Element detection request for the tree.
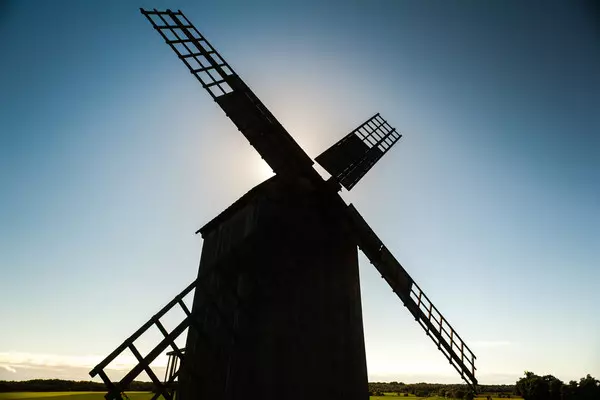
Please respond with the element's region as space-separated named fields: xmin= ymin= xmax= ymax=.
xmin=543 ymin=374 xmax=563 ymax=400
xmin=561 ymin=380 xmax=578 ymax=400
xmin=515 ymin=371 xmax=549 ymax=400
xmin=578 ymin=374 xmax=600 ymax=400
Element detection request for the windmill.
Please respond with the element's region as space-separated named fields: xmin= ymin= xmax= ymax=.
xmin=89 ymin=8 xmax=478 ymax=400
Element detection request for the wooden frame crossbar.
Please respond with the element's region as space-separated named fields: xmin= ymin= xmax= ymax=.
xmin=89 ymin=280 xmax=197 ymax=400
xmin=156 ymin=349 xmax=185 ymax=400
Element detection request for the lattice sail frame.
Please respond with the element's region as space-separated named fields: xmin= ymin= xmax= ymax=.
xmin=316 ymin=113 xmax=402 ymax=190
xmin=142 ymin=9 xmax=236 ymax=99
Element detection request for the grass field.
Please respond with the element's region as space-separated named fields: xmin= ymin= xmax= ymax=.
xmin=370 ymin=396 xmax=515 ymax=400
xmin=0 ymin=393 xmax=153 ymax=400
xmin=0 ymin=393 xmax=517 ymax=400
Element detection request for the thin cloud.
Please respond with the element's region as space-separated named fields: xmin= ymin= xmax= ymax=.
xmin=0 ymin=352 xmax=172 ymax=381
xmin=0 ymin=352 xmax=168 ymax=370
xmin=1 ymin=364 xmax=17 ymax=373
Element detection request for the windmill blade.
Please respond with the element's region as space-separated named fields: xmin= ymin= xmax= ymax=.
xmin=316 ymin=113 xmax=401 ymax=190
xmin=346 ymin=204 xmax=478 ymax=388
xmin=141 ymin=9 xmax=318 ymax=180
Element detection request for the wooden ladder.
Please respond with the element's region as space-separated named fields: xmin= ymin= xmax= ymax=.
xmin=89 ymin=281 xmax=197 ymax=400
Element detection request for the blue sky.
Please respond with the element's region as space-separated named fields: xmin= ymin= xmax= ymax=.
xmin=0 ymin=0 xmax=598 ymax=384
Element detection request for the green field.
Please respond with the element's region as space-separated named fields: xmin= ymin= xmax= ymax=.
xmin=0 ymin=393 xmax=152 ymax=400
xmin=0 ymin=393 xmax=518 ymax=400
xmin=370 ymin=396 xmax=515 ymax=400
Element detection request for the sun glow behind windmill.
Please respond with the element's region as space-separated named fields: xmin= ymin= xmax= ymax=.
xmin=90 ymin=8 xmax=477 ymax=400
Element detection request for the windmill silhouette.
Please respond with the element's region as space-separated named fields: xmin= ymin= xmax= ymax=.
xmin=90 ymin=8 xmax=478 ymax=400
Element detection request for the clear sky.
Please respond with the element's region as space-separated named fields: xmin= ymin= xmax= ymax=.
xmin=0 ymin=0 xmax=598 ymax=385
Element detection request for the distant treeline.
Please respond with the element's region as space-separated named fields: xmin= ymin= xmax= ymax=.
xmin=2 ymin=374 xmax=598 ymax=399
xmin=368 ymin=382 xmax=515 ymax=397
xmin=0 ymin=379 xmax=154 ymax=392
xmin=515 ymin=371 xmax=599 ymax=400
xmin=368 ymin=372 xmax=600 ymax=400
xmin=0 ymin=379 xmax=514 ymax=394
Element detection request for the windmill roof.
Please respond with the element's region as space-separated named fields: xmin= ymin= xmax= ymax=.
xmin=196 ymin=175 xmax=278 ymax=236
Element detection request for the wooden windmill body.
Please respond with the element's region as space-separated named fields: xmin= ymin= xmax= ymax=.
xmin=181 ymin=176 xmax=368 ymax=399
